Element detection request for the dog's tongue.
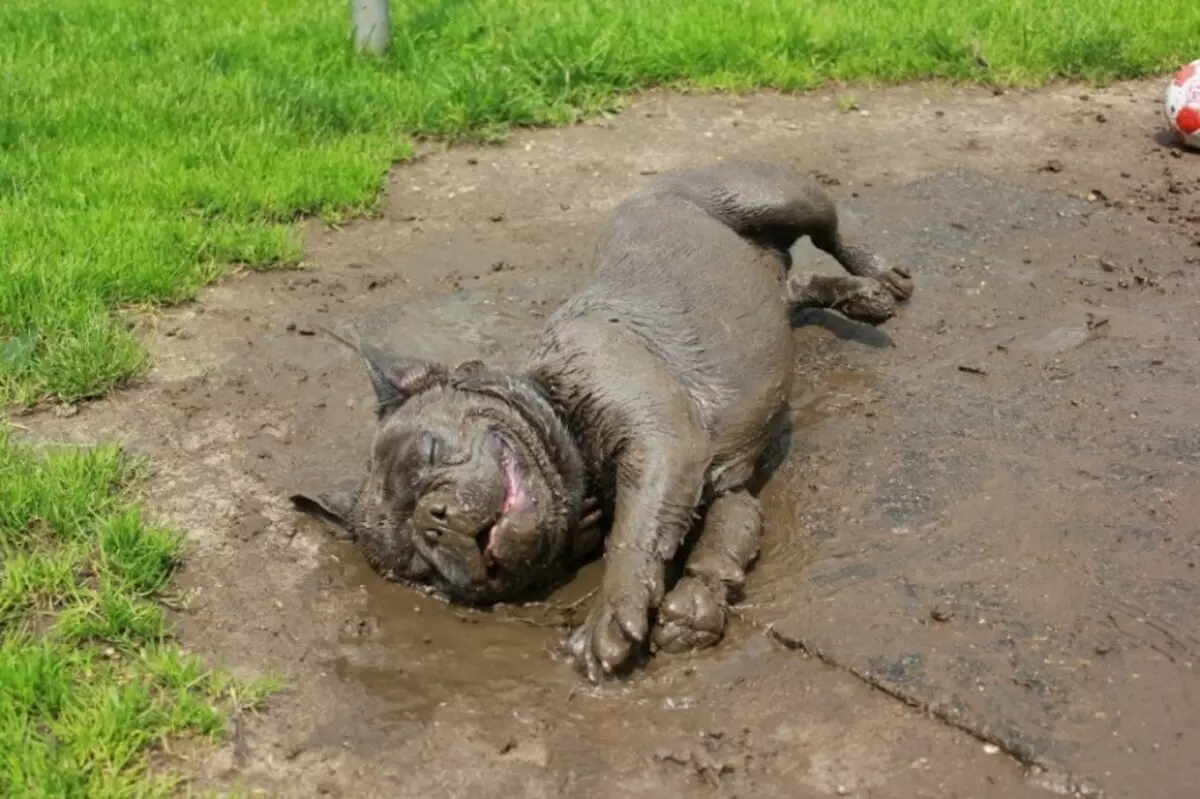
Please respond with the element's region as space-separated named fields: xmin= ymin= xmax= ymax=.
xmin=501 ymin=450 xmax=529 ymax=513
xmin=485 ymin=449 xmax=528 ymax=563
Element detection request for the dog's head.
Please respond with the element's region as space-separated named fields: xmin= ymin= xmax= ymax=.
xmin=291 ymin=333 xmax=589 ymax=604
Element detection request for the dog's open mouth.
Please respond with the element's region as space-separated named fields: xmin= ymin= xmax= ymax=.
xmin=479 ymin=438 xmax=530 ymax=574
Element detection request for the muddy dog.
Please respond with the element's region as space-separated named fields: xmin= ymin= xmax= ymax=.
xmin=291 ymin=160 xmax=913 ymax=682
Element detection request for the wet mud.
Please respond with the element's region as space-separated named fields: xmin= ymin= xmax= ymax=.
xmin=17 ymin=79 xmax=1200 ymax=798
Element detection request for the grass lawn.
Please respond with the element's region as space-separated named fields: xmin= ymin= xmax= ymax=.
xmin=1 ymin=0 xmax=1197 ymax=793
xmin=0 ymin=426 xmax=277 ymax=797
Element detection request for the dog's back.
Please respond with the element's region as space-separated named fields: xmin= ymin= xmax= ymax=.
xmin=539 ymin=161 xmax=829 ymax=488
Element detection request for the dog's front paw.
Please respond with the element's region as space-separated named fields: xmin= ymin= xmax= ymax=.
xmin=566 ymin=580 xmax=653 ymax=683
xmin=651 ymin=576 xmax=728 ymax=654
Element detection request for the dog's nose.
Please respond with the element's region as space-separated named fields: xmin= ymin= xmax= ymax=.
xmin=417 ymin=499 xmax=454 ymax=544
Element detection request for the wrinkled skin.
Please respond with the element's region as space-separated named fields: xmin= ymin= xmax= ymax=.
xmin=292 ymin=355 xmax=599 ymax=602
xmin=291 ymin=160 xmax=913 ymax=682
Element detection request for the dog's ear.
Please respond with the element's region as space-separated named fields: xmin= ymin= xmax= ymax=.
xmin=318 ymin=325 xmax=449 ymax=419
xmin=357 ymin=341 xmax=448 ymax=419
xmin=290 ymin=488 xmax=358 ymax=540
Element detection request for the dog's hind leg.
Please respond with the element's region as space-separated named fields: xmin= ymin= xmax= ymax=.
xmin=656 ymin=160 xmax=914 ymax=303
xmin=805 ymin=225 xmax=914 ymax=303
xmin=784 ymin=271 xmax=902 ymax=325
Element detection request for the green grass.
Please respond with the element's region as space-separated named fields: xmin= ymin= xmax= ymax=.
xmin=0 ymin=425 xmax=278 ymax=797
xmin=1 ymin=0 xmax=1198 ymax=405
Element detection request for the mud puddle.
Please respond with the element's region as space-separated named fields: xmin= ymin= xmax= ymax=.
xmin=305 ymin=358 xmax=877 ymax=733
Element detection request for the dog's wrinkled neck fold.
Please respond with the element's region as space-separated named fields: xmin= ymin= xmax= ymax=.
xmin=451 ymin=365 xmax=591 ymax=528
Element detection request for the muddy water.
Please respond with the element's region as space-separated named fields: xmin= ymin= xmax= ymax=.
xmin=293 ymin=237 xmax=882 ymax=679
xmin=300 ymin=322 xmax=876 ymax=726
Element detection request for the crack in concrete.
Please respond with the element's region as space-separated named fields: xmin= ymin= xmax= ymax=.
xmin=766 ymin=623 xmax=1105 ymax=798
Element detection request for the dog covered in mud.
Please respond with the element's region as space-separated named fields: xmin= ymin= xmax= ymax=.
xmin=291 ymin=161 xmax=912 ymax=682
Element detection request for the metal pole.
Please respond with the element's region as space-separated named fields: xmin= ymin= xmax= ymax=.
xmin=350 ymin=0 xmax=390 ymax=55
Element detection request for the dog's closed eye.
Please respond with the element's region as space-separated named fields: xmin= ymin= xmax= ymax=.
xmin=422 ymin=431 xmax=443 ymax=465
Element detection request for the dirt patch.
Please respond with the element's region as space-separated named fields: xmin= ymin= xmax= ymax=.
xmin=18 ymin=78 xmax=1200 ymax=798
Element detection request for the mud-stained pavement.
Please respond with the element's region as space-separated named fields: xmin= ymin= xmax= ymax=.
xmin=18 ymin=79 xmax=1200 ymax=798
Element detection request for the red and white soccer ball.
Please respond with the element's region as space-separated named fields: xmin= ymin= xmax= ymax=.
xmin=1163 ymin=59 xmax=1200 ymax=150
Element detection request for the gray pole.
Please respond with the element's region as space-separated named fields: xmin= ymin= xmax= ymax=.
xmin=350 ymin=0 xmax=390 ymax=54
